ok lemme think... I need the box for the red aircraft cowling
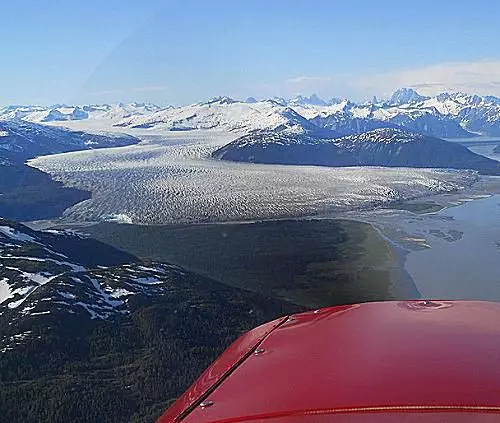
[157,300,500,422]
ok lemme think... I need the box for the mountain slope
[211,131,357,166]
[114,97,320,133]
[310,113,401,136]
[382,108,474,138]
[419,92,500,136]
[0,120,138,162]
[291,96,473,138]
[0,163,92,221]
[334,128,500,173]
[0,219,301,422]
[213,128,500,175]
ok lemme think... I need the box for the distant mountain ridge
[0,102,162,124]
[3,89,500,137]
[114,97,321,133]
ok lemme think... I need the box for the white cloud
[287,76,333,84]
[90,88,126,96]
[132,85,169,93]
[357,59,500,98]
[279,75,351,99]
[91,85,168,96]
[283,59,500,100]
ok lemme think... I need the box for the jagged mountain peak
[289,93,327,106]
[203,96,238,105]
[390,88,429,105]
[3,88,500,137]
[328,97,344,105]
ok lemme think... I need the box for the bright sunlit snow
[29,131,477,224]
[0,278,12,305]
[0,226,35,242]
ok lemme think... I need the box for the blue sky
[2,0,500,106]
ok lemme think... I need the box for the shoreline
[369,224,421,300]
[80,218,415,309]
[23,174,500,307]
[342,176,500,300]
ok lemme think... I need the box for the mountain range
[1,89,500,423]
[3,88,500,137]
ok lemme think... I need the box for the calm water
[405,194,500,300]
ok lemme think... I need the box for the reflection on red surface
[241,411,500,422]
[158,315,289,423]
[158,301,500,423]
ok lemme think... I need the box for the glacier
[29,131,478,225]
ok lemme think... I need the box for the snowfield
[29,131,478,225]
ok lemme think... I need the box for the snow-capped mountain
[375,107,473,138]
[389,88,430,105]
[291,95,473,138]
[417,92,500,136]
[114,96,320,133]
[213,127,500,175]
[296,89,500,137]
[0,102,162,124]
[3,88,500,137]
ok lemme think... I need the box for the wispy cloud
[355,59,500,97]
[91,88,126,96]
[132,85,169,93]
[282,59,500,100]
[91,85,168,96]
[287,76,333,84]
[281,75,349,99]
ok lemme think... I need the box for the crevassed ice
[30,131,477,225]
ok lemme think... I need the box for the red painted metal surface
[158,315,289,423]
[158,301,500,422]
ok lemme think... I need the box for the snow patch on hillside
[0,226,35,242]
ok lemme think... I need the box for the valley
[82,219,416,309]
[29,131,477,225]
[2,88,500,423]
[6,1,500,420]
